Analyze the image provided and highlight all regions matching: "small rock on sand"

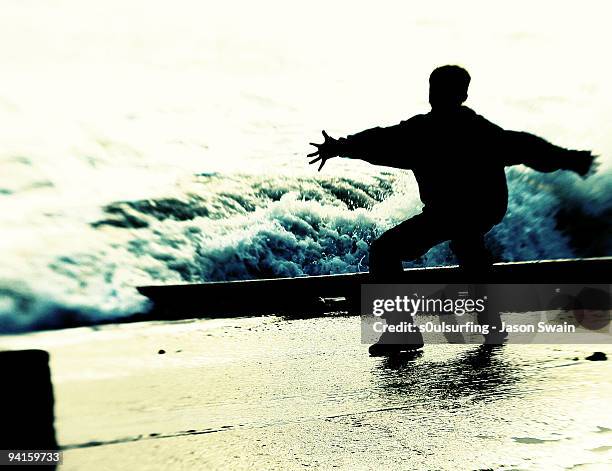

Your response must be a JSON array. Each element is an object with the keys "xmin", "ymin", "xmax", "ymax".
[{"xmin": 585, "ymin": 352, "xmax": 607, "ymax": 361}]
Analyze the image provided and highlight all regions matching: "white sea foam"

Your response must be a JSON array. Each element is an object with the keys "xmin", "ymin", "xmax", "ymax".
[{"xmin": 0, "ymin": 167, "xmax": 609, "ymax": 332}]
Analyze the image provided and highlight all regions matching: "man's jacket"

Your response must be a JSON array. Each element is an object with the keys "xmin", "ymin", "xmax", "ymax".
[{"xmin": 334, "ymin": 106, "xmax": 592, "ymax": 227}]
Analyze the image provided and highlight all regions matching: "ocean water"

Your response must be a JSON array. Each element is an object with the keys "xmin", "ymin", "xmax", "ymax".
[{"xmin": 1, "ymin": 0, "xmax": 611, "ymax": 332}]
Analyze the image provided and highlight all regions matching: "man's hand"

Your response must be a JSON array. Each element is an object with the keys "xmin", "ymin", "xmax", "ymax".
[
  {"xmin": 308, "ymin": 130, "xmax": 339, "ymax": 171},
  {"xmin": 570, "ymin": 150, "xmax": 599, "ymax": 178}
]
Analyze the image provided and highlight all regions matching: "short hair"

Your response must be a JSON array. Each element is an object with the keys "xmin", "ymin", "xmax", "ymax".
[{"xmin": 429, "ymin": 65, "xmax": 471, "ymax": 97}]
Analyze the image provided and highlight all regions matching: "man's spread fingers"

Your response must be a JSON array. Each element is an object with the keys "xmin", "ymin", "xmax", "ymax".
[
  {"xmin": 318, "ymin": 160, "xmax": 325, "ymax": 171},
  {"xmin": 307, "ymin": 151, "xmax": 319, "ymax": 157},
  {"xmin": 309, "ymin": 157, "xmax": 322, "ymax": 165}
]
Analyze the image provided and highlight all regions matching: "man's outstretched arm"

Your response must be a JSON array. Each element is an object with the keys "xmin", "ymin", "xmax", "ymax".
[
  {"xmin": 503, "ymin": 130, "xmax": 597, "ymax": 177},
  {"xmin": 308, "ymin": 117, "xmax": 420, "ymax": 171}
]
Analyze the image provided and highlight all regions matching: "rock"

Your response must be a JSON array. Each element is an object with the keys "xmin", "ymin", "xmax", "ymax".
[
  {"xmin": 585, "ymin": 352, "xmax": 607, "ymax": 361},
  {"xmin": 158, "ymin": 349, "xmax": 166, "ymax": 355}
]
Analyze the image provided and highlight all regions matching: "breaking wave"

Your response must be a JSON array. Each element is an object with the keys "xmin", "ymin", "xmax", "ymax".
[{"xmin": 0, "ymin": 167, "xmax": 610, "ymax": 332}]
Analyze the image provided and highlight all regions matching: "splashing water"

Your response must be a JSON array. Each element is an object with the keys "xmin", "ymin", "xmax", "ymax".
[{"xmin": 0, "ymin": 164, "xmax": 609, "ymax": 332}]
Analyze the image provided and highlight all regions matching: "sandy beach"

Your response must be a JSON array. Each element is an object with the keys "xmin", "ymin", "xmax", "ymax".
[{"xmin": 2, "ymin": 315, "xmax": 611, "ymax": 470}]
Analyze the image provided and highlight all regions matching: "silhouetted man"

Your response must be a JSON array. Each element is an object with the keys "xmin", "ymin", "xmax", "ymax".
[
  {"xmin": 308, "ymin": 65, "xmax": 595, "ymax": 279},
  {"xmin": 308, "ymin": 65, "xmax": 595, "ymax": 353}
]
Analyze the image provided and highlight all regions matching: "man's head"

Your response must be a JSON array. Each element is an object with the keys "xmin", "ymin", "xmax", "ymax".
[{"xmin": 429, "ymin": 65, "xmax": 471, "ymax": 110}]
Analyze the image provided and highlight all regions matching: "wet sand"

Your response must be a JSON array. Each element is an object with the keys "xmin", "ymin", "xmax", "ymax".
[{"xmin": 1, "ymin": 316, "xmax": 611, "ymax": 470}]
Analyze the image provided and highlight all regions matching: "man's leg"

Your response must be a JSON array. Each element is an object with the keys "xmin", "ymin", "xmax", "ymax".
[
  {"xmin": 369, "ymin": 213, "xmax": 447, "ymax": 282},
  {"xmin": 451, "ymin": 233, "xmax": 506, "ymax": 344},
  {"xmin": 450, "ymin": 232, "xmax": 492, "ymax": 275},
  {"xmin": 367, "ymin": 213, "xmax": 446, "ymax": 355}
]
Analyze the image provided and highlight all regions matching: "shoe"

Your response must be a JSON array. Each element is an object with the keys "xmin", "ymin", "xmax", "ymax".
[
  {"xmin": 369, "ymin": 342, "xmax": 424, "ymax": 356},
  {"xmin": 483, "ymin": 329, "xmax": 508, "ymax": 345}
]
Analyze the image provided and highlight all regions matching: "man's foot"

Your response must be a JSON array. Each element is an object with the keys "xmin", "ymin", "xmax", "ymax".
[
  {"xmin": 368, "ymin": 342, "xmax": 424, "ymax": 357},
  {"xmin": 483, "ymin": 329, "xmax": 508, "ymax": 345}
]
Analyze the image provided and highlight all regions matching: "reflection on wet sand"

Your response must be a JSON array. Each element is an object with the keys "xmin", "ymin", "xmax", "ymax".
[{"xmin": 374, "ymin": 345, "xmax": 517, "ymax": 405}]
